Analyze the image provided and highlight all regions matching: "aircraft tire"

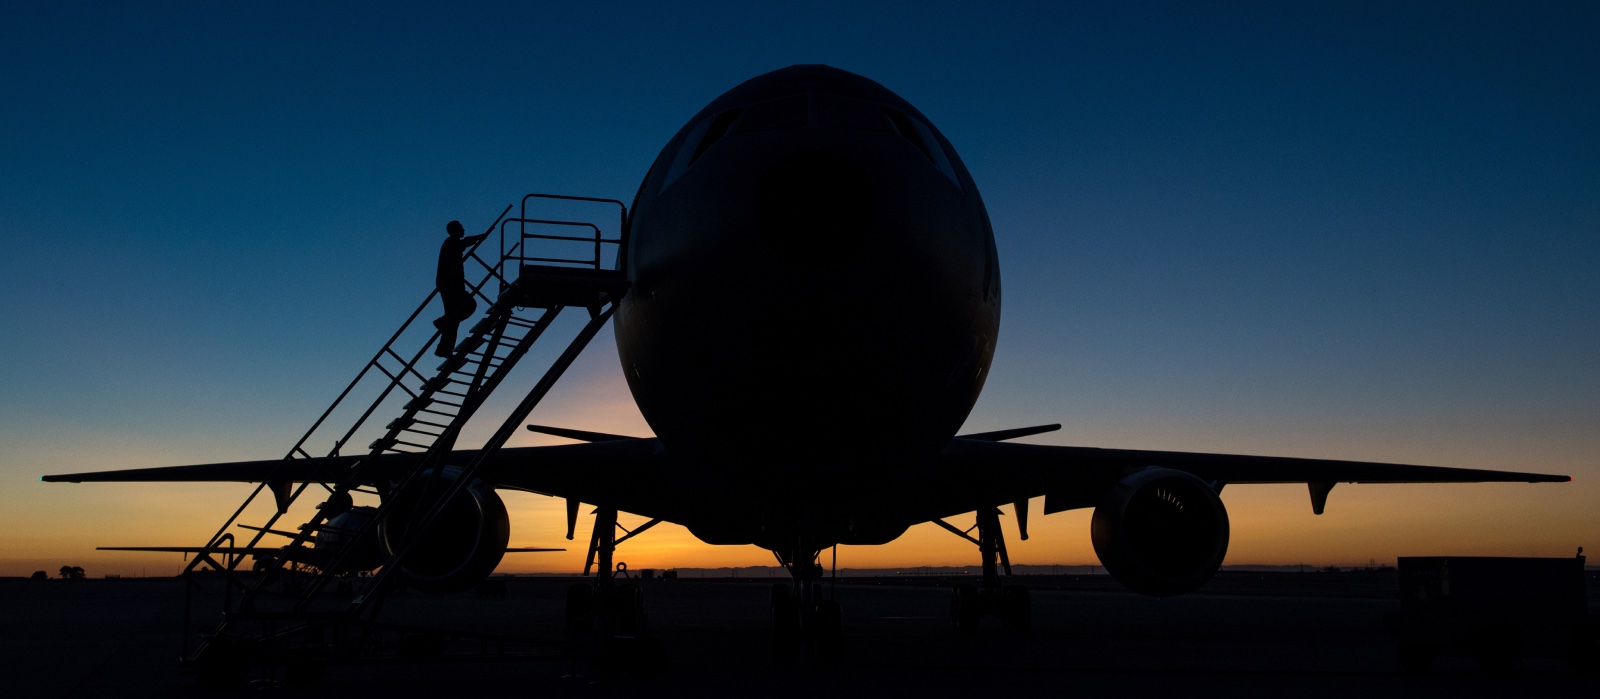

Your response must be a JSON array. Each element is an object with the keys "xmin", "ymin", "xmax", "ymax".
[
  {"xmin": 951, "ymin": 585, "xmax": 980, "ymax": 633},
  {"xmin": 565, "ymin": 584, "xmax": 593, "ymax": 636},
  {"xmin": 771, "ymin": 584, "xmax": 799, "ymax": 668},
  {"xmin": 610, "ymin": 583, "xmax": 644, "ymax": 635},
  {"xmin": 812, "ymin": 599, "xmax": 843, "ymax": 665},
  {"xmin": 999, "ymin": 586, "xmax": 1031, "ymax": 634}
]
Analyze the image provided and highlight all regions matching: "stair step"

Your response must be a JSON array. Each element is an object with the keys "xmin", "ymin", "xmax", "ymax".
[
  {"xmin": 439, "ymin": 357, "xmax": 498, "ymax": 372},
  {"xmin": 422, "ymin": 376, "xmax": 456, "ymax": 392},
  {"xmin": 188, "ymin": 195, "xmax": 627, "ymax": 662}
]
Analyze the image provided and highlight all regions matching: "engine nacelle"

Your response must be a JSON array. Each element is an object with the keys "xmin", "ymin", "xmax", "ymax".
[
  {"xmin": 1090, "ymin": 467, "xmax": 1230, "ymax": 597},
  {"xmin": 378, "ymin": 468, "xmax": 510, "ymax": 594}
]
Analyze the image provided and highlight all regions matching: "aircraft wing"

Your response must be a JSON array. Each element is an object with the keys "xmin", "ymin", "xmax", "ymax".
[
  {"xmin": 41, "ymin": 438, "xmax": 685, "ymax": 521},
  {"xmin": 97, "ymin": 544, "xmax": 563, "ymax": 556},
  {"xmin": 912, "ymin": 438, "xmax": 1571, "ymax": 521},
  {"xmin": 43, "ymin": 435, "xmax": 1570, "ymax": 537},
  {"xmin": 96, "ymin": 545, "xmax": 283, "ymax": 555}
]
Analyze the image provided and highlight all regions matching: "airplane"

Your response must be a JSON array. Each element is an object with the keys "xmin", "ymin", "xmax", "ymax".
[{"xmin": 44, "ymin": 64, "xmax": 1568, "ymax": 661}]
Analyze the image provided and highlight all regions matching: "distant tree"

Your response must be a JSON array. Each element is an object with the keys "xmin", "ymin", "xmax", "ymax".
[
  {"xmin": 31, "ymin": 570, "xmax": 47, "ymax": 581},
  {"xmin": 58, "ymin": 565, "xmax": 85, "ymax": 580}
]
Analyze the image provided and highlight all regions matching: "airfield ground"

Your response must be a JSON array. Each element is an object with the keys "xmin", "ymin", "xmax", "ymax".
[{"xmin": 2, "ymin": 572, "xmax": 1595, "ymax": 697}]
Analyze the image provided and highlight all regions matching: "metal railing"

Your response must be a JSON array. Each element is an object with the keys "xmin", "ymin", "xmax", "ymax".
[
  {"xmin": 178, "ymin": 206, "xmax": 515, "ymax": 581},
  {"xmin": 497, "ymin": 193, "xmax": 629, "ymax": 278},
  {"xmin": 175, "ymin": 192, "xmax": 629, "ymax": 664}
]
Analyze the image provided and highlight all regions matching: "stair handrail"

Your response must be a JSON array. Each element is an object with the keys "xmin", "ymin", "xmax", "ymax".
[
  {"xmin": 181, "ymin": 206, "xmax": 515, "ymax": 575},
  {"xmin": 344, "ymin": 302, "xmax": 620, "ymax": 621},
  {"xmin": 499, "ymin": 218, "xmax": 610, "ymax": 268},
  {"xmin": 181, "ymin": 194, "xmax": 634, "ymax": 667},
  {"xmin": 500, "ymin": 193, "xmax": 629, "ymax": 277}
]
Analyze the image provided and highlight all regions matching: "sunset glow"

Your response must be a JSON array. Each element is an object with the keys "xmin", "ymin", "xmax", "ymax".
[{"xmin": 3, "ymin": 3, "xmax": 1595, "ymax": 580}]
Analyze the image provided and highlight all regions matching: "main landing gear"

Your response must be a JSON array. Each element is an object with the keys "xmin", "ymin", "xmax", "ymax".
[
  {"xmin": 563, "ymin": 504, "xmax": 666, "ymax": 679},
  {"xmin": 936, "ymin": 506, "xmax": 1031, "ymax": 633},
  {"xmin": 770, "ymin": 543, "xmax": 844, "ymax": 667}
]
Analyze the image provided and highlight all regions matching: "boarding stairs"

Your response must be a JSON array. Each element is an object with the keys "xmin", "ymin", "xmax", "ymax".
[{"xmin": 176, "ymin": 194, "xmax": 630, "ymax": 683}]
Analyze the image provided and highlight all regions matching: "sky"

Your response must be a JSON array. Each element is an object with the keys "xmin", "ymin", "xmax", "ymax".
[{"xmin": 1, "ymin": 1, "xmax": 1596, "ymax": 578}]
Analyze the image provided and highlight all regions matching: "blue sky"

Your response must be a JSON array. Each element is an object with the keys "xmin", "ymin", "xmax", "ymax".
[{"xmin": 2, "ymin": 2, "xmax": 1596, "ymax": 575}]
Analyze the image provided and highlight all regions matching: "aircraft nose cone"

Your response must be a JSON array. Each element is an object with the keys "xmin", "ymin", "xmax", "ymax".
[{"xmin": 754, "ymin": 151, "xmax": 875, "ymax": 266}]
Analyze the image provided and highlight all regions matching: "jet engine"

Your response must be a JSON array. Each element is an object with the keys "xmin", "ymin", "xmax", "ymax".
[
  {"xmin": 378, "ymin": 468, "xmax": 510, "ymax": 594},
  {"xmin": 1090, "ymin": 467, "xmax": 1229, "ymax": 597}
]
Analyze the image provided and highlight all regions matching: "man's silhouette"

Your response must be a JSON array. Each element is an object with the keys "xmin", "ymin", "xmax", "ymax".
[{"xmin": 434, "ymin": 220, "xmax": 488, "ymax": 357}]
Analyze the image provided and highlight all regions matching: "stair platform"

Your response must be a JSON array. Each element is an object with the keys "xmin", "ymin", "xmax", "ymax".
[{"xmin": 506, "ymin": 265, "xmax": 630, "ymax": 309}]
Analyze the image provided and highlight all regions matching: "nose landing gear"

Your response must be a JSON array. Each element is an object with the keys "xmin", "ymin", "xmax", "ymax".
[{"xmin": 770, "ymin": 543, "xmax": 844, "ymax": 667}]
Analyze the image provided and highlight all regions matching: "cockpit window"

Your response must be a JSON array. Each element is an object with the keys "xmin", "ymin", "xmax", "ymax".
[
  {"xmin": 816, "ymin": 94, "xmax": 892, "ymax": 132},
  {"xmin": 690, "ymin": 108, "xmax": 744, "ymax": 162},
  {"xmin": 883, "ymin": 108, "xmax": 961, "ymax": 188},
  {"xmin": 660, "ymin": 97, "xmax": 963, "ymax": 194},
  {"xmin": 729, "ymin": 95, "xmax": 810, "ymax": 134},
  {"xmin": 883, "ymin": 109, "xmax": 930, "ymax": 160},
  {"xmin": 660, "ymin": 107, "xmax": 744, "ymax": 191}
]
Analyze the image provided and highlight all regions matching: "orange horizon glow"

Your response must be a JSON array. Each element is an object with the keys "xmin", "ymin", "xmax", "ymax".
[
  {"xmin": 6, "ymin": 328, "xmax": 1593, "ymax": 580},
  {"xmin": 6, "ymin": 478, "xmax": 1589, "ymax": 580}
]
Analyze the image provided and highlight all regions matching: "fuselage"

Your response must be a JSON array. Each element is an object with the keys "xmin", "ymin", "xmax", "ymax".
[{"xmin": 614, "ymin": 66, "xmax": 1001, "ymax": 549}]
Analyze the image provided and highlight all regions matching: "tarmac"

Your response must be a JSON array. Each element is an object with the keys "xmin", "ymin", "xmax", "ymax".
[{"xmin": 2, "ymin": 571, "xmax": 1594, "ymax": 697}]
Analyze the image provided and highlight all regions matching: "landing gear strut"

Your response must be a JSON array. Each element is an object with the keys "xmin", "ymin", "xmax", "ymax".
[
  {"xmin": 563, "ymin": 504, "xmax": 665, "ymax": 679},
  {"xmin": 770, "ymin": 542, "xmax": 843, "ymax": 667},
  {"xmin": 936, "ymin": 505, "xmax": 1031, "ymax": 633}
]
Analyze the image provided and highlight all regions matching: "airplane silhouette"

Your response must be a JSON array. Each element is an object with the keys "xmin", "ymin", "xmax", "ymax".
[{"xmin": 44, "ymin": 65, "xmax": 1567, "ymax": 657}]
